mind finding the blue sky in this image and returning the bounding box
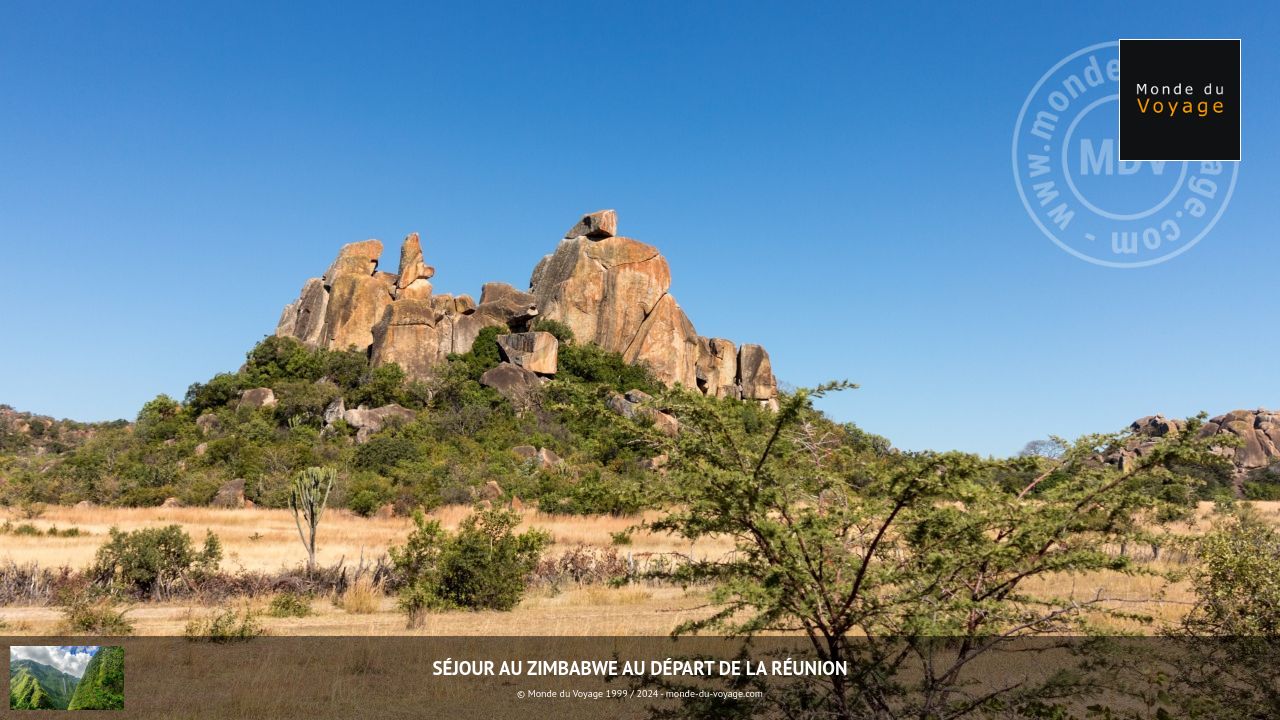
[0,1,1275,456]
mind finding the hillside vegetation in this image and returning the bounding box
[9,658,78,710]
[0,329,862,517]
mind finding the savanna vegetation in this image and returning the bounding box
[3,328,1279,717]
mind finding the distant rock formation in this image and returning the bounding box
[1113,409,1280,480]
[275,210,779,407]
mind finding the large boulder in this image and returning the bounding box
[324,273,394,352]
[212,479,247,508]
[478,282,538,324]
[396,232,435,300]
[370,299,451,381]
[623,294,699,390]
[290,278,330,346]
[237,388,277,410]
[529,237,607,345]
[452,304,515,354]
[531,230,696,387]
[738,344,778,407]
[195,413,221,436]
[696,337,740,399]
[480,363,543,410]
[343,403,416,443]
[564,209,618,239]
[323,239,383,284]
[496,331,558,374]
[606,389,680,437]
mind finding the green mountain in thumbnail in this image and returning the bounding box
[9,658,80,710]
[66,646,125,710]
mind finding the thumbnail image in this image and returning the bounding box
[10,646,124,711]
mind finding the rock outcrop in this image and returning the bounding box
[1114,409,1280,481]
[274,212,778,406]
[342,403,416,443]
[480,363,543,410]
[212,478,247,508]
[497,331,558,374]
[237,388,277,410]
[606,389,680,437]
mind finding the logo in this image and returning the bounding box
[1012,42,1238,268]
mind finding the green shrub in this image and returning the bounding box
[348,363,408,408]
[243,336,323,384]
[531,468,650,516]
[321,347,370,391]
[390,508,550,626]
[530,318,575,344]
[272,379,341,426]
[185,372,246,415]
[1185,505,1280,635]
[135,394,185,443]
[184,608,264,643]
[353,434,422,473]
[58,590,134,635]
[556,343,661,394]
[346,472,395,516]
[93,525,222,597]
[12,522,41,536]
[267,592,313,618]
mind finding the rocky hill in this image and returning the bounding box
[1113,409,1280,495]
[274,210,779,409]
[0,406,107,456]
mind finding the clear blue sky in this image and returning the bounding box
[1,1,1275,456]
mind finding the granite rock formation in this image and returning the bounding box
[275,211,778,406]
[1113,409,1280,480]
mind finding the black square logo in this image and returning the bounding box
[1119,39,1240,161]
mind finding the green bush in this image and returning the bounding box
[267,592,313,618]
[349,363,409,408]
[92,525,222,597]
[531,318,575,345]
[243,336,323,384]
[556,343,661,394]
[58,590,134,635]
[185,372,246,416]
[272,379,341,426]
[390,509,550,626]
[353,434,422,473]
[135,394,185,443]
[184,607,264,643]
[531,468,650,516]
[346,472,395,516]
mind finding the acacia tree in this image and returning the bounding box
[290,466,335,569]
[647,384,1229,719]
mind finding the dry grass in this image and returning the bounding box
[1,502,1276,637]
[337,577,381,615]
[0,504,720,572]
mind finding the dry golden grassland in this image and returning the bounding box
[1,502,1277,636]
